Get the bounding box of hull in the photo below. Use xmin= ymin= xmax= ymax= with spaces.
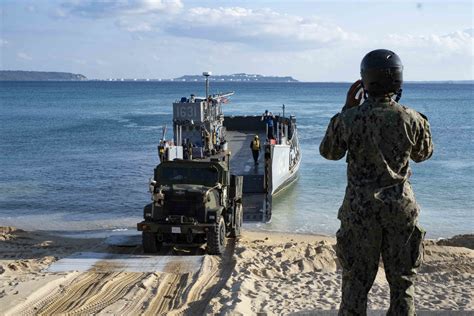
xmin=269 ymin=127 xmax=301 ymax=195
xmin=271 ymin=148 xmax=301 ymax=195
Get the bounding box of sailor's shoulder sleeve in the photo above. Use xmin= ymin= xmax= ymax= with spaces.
xmin=410 ymin=110 xmax=434 ymax=162
xmin=319 ymin=112 xmax=347 ymax=160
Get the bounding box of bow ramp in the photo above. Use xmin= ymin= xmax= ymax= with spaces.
xmin=225 ymin=127 xmax=269 ymax=222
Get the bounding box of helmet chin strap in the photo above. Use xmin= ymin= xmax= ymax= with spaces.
xmin=394 ymin=88 xmax=403 ymax=102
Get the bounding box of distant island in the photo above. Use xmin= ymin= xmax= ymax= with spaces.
xmin=95 ymin=73 xmax=299 ymax=82
xmin=0 ymin=70 xmax=87 ymax=81
xmin=173 ymin=73 xmax=298 ymax=83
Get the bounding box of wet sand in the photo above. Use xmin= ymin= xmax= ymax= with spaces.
xmin=0 ymin=226 xmax=472 ymax=315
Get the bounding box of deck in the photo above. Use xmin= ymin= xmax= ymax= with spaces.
xmin=224 ymin=116 xmax=269 ymax=222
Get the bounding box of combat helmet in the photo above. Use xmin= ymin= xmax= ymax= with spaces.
xmin=360 ymin=49 xmax=403 ymax=100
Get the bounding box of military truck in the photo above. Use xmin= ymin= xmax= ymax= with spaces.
xmin=137 ymin=154 xmax=243 ymax=255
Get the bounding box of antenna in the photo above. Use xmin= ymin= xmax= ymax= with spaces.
xmin=203 ymin=71 xmax=212 ymax=100
xmin=161 ymin=125 xmax=167 ymax=140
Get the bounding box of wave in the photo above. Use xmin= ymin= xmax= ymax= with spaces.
xmin=430 ymin=159 xmax=474 ymax=170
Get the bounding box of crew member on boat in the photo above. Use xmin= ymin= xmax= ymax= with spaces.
xmin=250 ymin=135 xmax=261 ymax=165
xmin=261 ymin=110 xmax=275 ymax=139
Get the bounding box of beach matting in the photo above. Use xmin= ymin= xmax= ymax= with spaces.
xmin=46 ymin=251 xmax=204 ymax=273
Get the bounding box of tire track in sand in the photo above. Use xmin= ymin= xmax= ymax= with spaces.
xmin=13 ymin=241 xmax=236 ymax=315
xmin=35 ymin=272 xmax=116 ymax=314
xmin=115 ymin=241 xmax=236 ymax=315
xmin=143 ymin=271 xmax=191 ymax=314
xmin=12 ymin=272 xmax=112 ymax=315
xmin=5 ymin=272 xmax=80 ymax=316
xmin=113 ymin=272 xmax=161 ymax=315
xmin=68 ymin=273 xmax=145 ymax=315
xmin=177 ymin=239 xmax=237 ymax=315
xmin=33 ymin=272 xmax=145 ymax=315
xmin=144 ymin=239 xmax=236 ymax=315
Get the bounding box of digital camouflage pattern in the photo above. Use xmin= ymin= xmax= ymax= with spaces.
xmin=320 ymin=96 xmax=433 ymax=315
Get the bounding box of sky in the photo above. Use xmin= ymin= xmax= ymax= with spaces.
xmin=0 ymin=0 xmax=473 ymax=81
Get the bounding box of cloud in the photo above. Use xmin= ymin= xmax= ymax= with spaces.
xmin=0 ymin=39 xmax=8 ymax=47
xmin=387 ymin=28 xmax=474 ymax=57
xmin=115 ymin=19 xmax=153 ymax=32
xmin=25 ymin=5 xmax=36 ymax=12
xmin=59 ymin=0 xmax=183 ymax=18
xmin=17 ymin=52 xmax=33 ymax=61
xmin=52 ymin=7 xmax=68 ymax=18
xmin=375 ymin=28 xmax=473 ymax=80
xmin=163 ymin=7 xmax=355 ymax=50
xmin=109 ymin=5 xmax=355 ymax=50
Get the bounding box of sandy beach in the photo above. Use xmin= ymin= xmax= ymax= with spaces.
xmin=0 ymin=226 xmax=472 ymax=315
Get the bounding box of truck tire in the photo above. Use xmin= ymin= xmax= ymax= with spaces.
xmin=207 ymin=217 xmax=226 ymax=255
xmin=229 ymin=203 xmax=243 ymax=238
xmin=142 ymin=232 xmax=161 ymax=253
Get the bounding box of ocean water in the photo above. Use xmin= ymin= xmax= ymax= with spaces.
xmin=0 ymin=81 xmax=472 ymax=238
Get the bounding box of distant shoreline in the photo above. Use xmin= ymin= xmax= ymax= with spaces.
xmin=1 ymin=79 xmax=472 ymax=84
xmin=0 ymin=70 xmax=87 ymax=81
xmin=2 ymin=70 xmax=471 ymax=84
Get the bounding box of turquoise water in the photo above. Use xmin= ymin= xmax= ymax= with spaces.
xmin=0 ymin=81 xmax=472 ymax=238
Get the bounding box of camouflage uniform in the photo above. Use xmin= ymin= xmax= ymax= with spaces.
xmin=320 ymin=96 xmax=433 ymax=315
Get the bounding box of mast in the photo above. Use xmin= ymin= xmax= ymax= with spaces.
xmin=203 ymin=71 xmax=212 ymax=99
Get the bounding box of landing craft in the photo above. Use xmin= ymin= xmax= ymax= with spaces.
xmin=137 ymin=72 xmax=301 ymax=254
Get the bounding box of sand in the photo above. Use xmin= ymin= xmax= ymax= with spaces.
xmin=0 ymin=226 xmax=472 ymax=315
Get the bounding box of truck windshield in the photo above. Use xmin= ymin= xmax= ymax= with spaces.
xmin=160 ymin=166 xmax=219 ymax=187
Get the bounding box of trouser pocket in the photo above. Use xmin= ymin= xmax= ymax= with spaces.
xmin=411 ymin=224 xmax=426 ymax=269
xmin=336 ymin=227 xmax=351 ymax=269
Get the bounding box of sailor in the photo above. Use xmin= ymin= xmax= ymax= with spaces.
xmin=203 ymin=129 xmax=212 ymax=154
xmin=163 ymin=141 xmax=170 ymax=161
xmin=190 ymin=94 xmax=196 ymax=103
xmin=319 ymin=49 xmax=433 ymax=315
xmin=212 ymin=130 xmax=217 ymax=147
xmin=250 ymin=135 xmax=261 ymax=165
xmin=186 ymin=140 xmax=193 ymax=160
xmin=182 ymin=140 xmax=188 ymax=160
xmin=158 ymin=140 xmax=165 ymax=162
xmin=261 ymin=110 xmax=275 ymax=139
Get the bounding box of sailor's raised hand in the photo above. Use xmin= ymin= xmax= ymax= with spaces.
xmin=344 ymin=80 xmax=363 ymax=109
